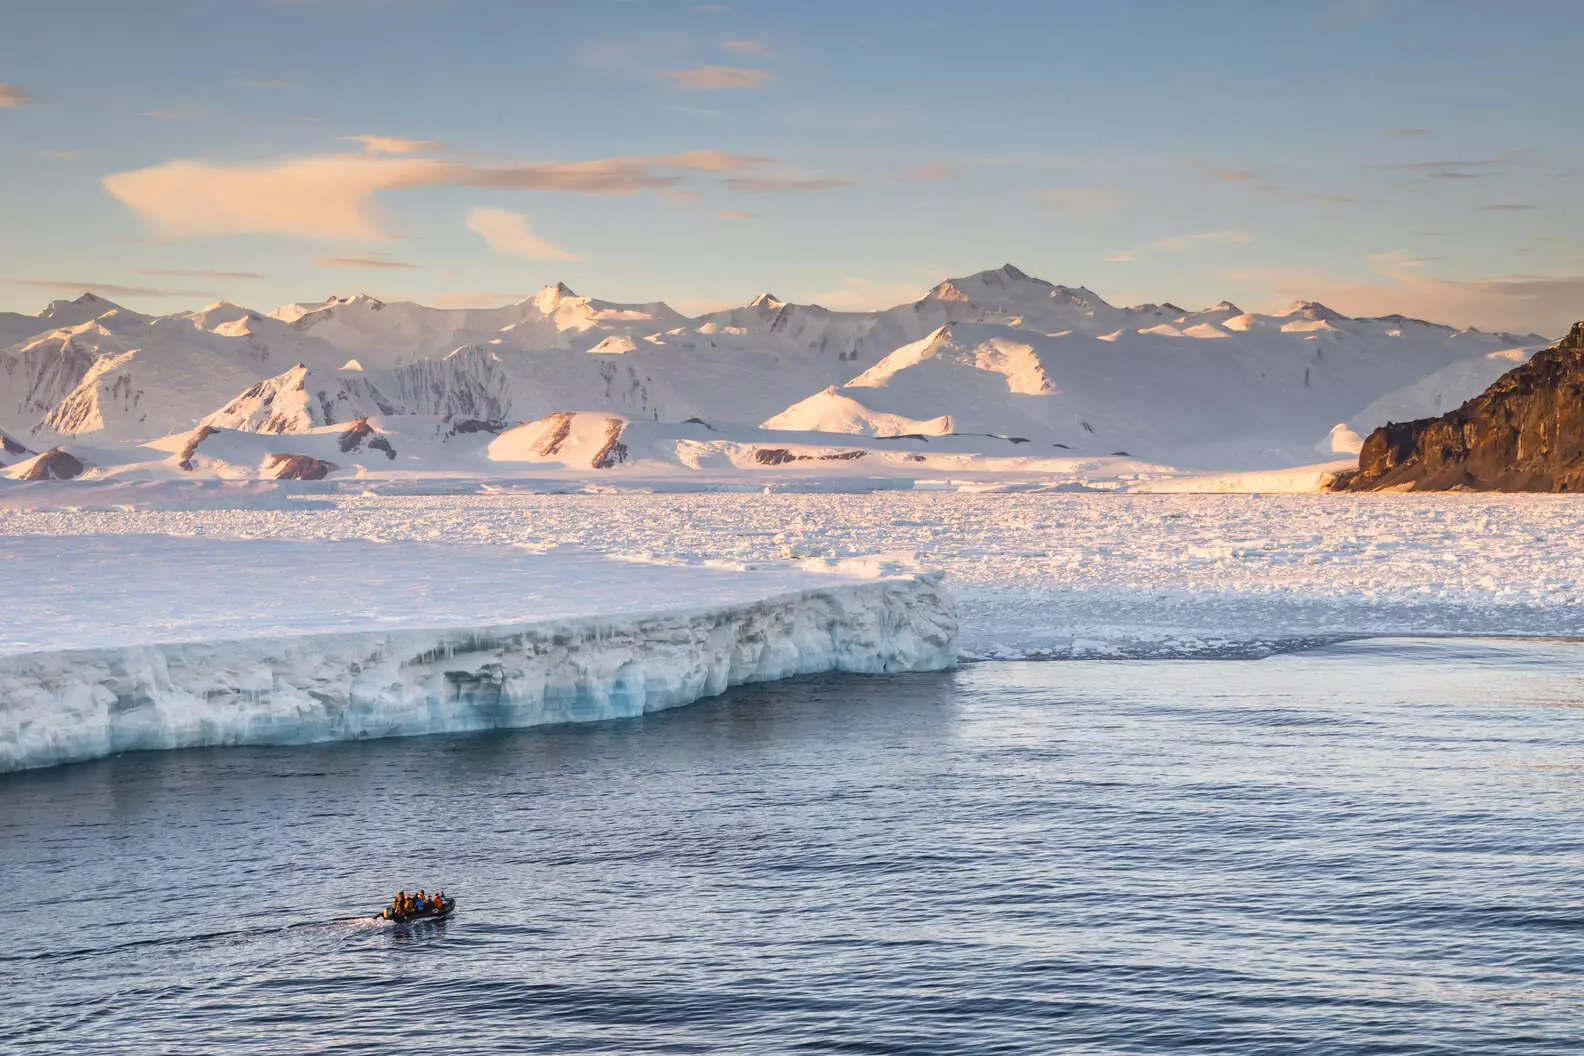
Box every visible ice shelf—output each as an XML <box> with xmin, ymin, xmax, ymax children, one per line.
<box><xmin>0</xmin><ymin>537</ymin><xmax>957</xmax><ymax>772</ymax></box>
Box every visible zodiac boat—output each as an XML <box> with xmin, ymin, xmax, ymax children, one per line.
<box><xmin>378</xmin><ymin>895</ymin><xmax>456</xmax><ymax>923</ymax></box>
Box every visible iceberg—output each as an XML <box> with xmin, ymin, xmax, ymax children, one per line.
<box><xmin>0</xmin><ymin>538</ymin><xmax>956</xmax><ymax>772</ymax></box>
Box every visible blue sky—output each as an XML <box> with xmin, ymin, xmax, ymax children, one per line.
<box><xmin>1</xmin><ymin>0</ymin><xmax>1580</xmax><ymax>333</ymax></box>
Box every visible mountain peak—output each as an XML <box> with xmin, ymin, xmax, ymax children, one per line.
<box><xmin>534</xmin><ymin>282</ymin><xmax>578</xmax><ymax>313</ymax></box>
<box><xmin>1285</xmin><ymin>300</ymin><xmax>1344</xmax><ymax>321</ymax></box>
<box><xmin>749</xmin><ymin>292</ymin><xmax>784</xmax><ymax>310</ymax></box>
<box><xmin>42</xmin><ymin>292</ymin><xmax>119</xmax><ymax>317</ymax></box>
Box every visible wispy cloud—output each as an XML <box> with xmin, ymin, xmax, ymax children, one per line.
<box><xmin>431</xmin><ymin>291</ymin><xmax>526</xmax><ymax>307</ymax></box>
<box><xmin>900</xmin><ymin>163</ymin><xmax>956</xmax><ymax>181</ymax></box>
<box><xmin>1153</xmin><ymin>231</ymin><xmax>1255</xmax><ymax>251</ymax></box>
<box><xmin>1291</xmin><ymin>192</ymin><xmax>1358</xmax><ymax>204</ymax></box>
<box><xmin>1036</xmin><ymin>185</ymin><xmax>1122</xmax><ymax>211</ymax></box>
<box><xmin>715</xmin><ymin>209</ymin><xmax>758</xmax><ymax>220</ymax></box>
<box><xmin>136</xmin><ymin>268</ymin><xmax>266</xmax><ymax>279</ymax></box>
<box><xmin>104</xmin><ymin>149</ymin><xmax>770</xmax><ymax>238</ymax></box>
<box><xmin>722</xmin><ymin>39</ymin><xmax>770</xmax><ymax>56</ymax></box>
<box><xmin>659</xmin><ymin>66</ymin><xmax>770</xmax><ymax>91</ymax></box>
<box><xmin>1246</xmin><ymin>256</ymin><xmax>1583</xmax><ymax>336</ymax></box>
<box><xmin>1104</xmin><ymin>251</ymin><xmax>1136</xmax><ymax>264</ymax></box>
<box><xmin>1210</xmin><ymin>168</ymin><xmax>1260</xmax><ymax>182</ymax></box>
<box><xmin>0</xmin><ymin>83</ymin><xmax>32</xmax><ymax>108</ymax></box>
<box><xmin>316</xmin><ymin>253</ymin><xmax>420</xmax><ymax>269</ymax></box>
<box><xmin>1480</xmin><ymin>203</ymin><xmax>1538</xmax><ymax>211</ymax></box>
<box><xmin>808</xmin><ymin>276</ymin><xmax>928</xmax><ymax>312</ymax></box>
<box><xmin>465</xmin><ymin>208</ymin><xmax>578</xmax><ymax>260</ymax></box>
<box><xmin>723</xmin><ymin>175</ymin><xmax>849</xmax><ymax>193</ymax></box>
<box><xmin>1374</xmin><ymin>157</ymin><xmax>1505</xmax><ymax>181</ymax></box>
<box><xmin>2</xmin><ymin>278</ymin><xmax>214</xmax><ymax>298</ymax></box>
<box><xmin>341</xmin><ymin>134</ymin><xmax>446</xmax><ymax>155</ymax></box>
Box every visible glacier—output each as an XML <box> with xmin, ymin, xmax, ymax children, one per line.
<box><xmin>0</xmin><ymin>538</ymin><xmax>957</xmax><ymax>773</ymax></box>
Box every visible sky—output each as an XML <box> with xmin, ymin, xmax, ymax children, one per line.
<box><xmin>1</xmin><ymin>0</ymin><xmax>1581</xmax><ymax>335</ymax></box>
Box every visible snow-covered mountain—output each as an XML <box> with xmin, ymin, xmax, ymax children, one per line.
<box><xmin>0</xmin><ymin>268</ymin><xmax>1550</xmax><ymax>472</ymax></box>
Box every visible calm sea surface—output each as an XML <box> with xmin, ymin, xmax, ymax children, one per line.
<box><xmin>5</xmin><ymin>639</ymin><xmax>1582</xmax><ymax>1054</ymax></box>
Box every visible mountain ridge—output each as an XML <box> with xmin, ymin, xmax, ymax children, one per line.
<box><xmin>0</xmin><ymin>266</ymin><xmax>1554</xmax><ymax>471</ymax></box>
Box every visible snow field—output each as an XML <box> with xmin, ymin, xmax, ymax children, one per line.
<box><xmin>4</xmin><ymin>491</ymin><xmax>1580</xmax><ymax>659</ymax></box>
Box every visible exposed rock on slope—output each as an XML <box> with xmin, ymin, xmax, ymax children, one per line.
<box><xmin>7</xmin><ymin>447</ymin><xmax>84</xmax><ymax>481</ymax></box>
<box><xmin>1334</xmin><ymin>322</ymin><xmax>1584</xmax><ymax>491</ymax></box>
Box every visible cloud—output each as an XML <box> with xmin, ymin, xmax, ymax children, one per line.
<box><xmin>1035</xmin><ymin>185</ymin><xmax>1122</xmax><ymax>211</ymax></box>
<box><xmin>316</xmin><ymin>253</ymin><xmax>420</xmax><ymax>269</ymax></box>
<box><xmin>900</xmin><ymin>163</ymin><xmax>956</xmax><ymax>181</ymax></box>
<box><xmin>1104</xmin><ymin>251</ymin><xmax>1135</xmax><ymax>264</ymax></box>
<box><xmin>105</xmin><ymin>155</ymin><xmax>455</xmax><ymax>239</ymax></box>
<box><xmin>1291</xmin><ymin>192</ymin><xmax>1358</xmax><ymax>204</ymax></box>
<box><xmin>104</xmin><ymin>149</ymin><xmax>770</xmax><ymax>238</ymax></box>
<box><xmin>139</xmin><ymin>111</ymin><xmax>197</xmax><ymax>120</ymax></box>
<box><xmin>1373</xmin><ymin>158</ymin><xmax>1503</xmax><ymax>181</ymax></box>
<box><xmin>660</xmin><ymin>66</ymin><xmax>770</xmax><ymax>91</ymax></box>
<box><xmin>1238</xmin><ymin>256</ymin><xmax>1584</xmax><ymax>336</ymax></box>
<box><xmin>0</xmin><ymin>83</ymin><xmax>32</xmax><ymax>108</ymax></box>
<box><xmin>431</xmin><ymin>291</ymin><xmax>526</xmax><ymax>307</ymax></box>
<box><xmin>1481</xmin><ymin>203</ymin><xmax>1538</xmax><ymax>211</ymax></box>
<box><xmin>136</xmin><ymin>268</ymin><xmax>266</xmax><ymax>279</ymax></box>
<box><xmin>807</xmin><ymin>277</ymin><xmax>927</xmax><ymax>312</ymax></box>
<box><xmin>654</xmin><ymin>149</ymin><xmax>766</xmax><ymax>172</ymax></box>
<box><xmin>1210</xmin><ymin>168</ymin><xmax>1259</xmax><ymax>182</ymax></box>
<box><xmin>723</xmin><ymin>175</ymin><xmax>850</xmax><ymax>193</ymax></box>
<box><xmin>465</xmin><ymin>208</ymin><xmax>578</xmax><ymax>260</ymax></box>
<box><xmin>722</xmin><ymin>39</ymin><xmax>770</xmax><ymax>56</ymax></box>
<box><xmin>2</xmin><ymin>279</ymin><xmax>213</xmax><ymax>298</ymax></box>
<box><xmin>1153</xmin><ymin>231</ymin><xmax>1255</xmax><ymax>250</ymax></box>
<box><xmin>341</xmin><ymin>134</ymin><xmax>446</xmax><ymax>155</ymax></box>
<box><xmin>715</xmin><ymin>209</ymin><xmax>758</xmax><ymax>220</ymax></box>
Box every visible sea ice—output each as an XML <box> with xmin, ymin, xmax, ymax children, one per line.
<box><xmin>0</xmin><ymin>538</ymin><xmax>956</xmax><ymax>772</ymax></box>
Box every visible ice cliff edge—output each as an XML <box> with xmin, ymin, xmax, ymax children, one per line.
<box><xmin>0</xmin><ymin>566</ymin><xmax>957</xmax><ymax>773</ymax></box>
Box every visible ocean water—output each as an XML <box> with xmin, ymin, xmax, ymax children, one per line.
<box><xmin>5</xmin><ymin>638</ymin><xmax>1582</xmax><ymax>1054</ymax></box>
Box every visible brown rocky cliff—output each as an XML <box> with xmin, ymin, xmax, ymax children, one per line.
<box><xmin>1333</xmin><ymin>321</ymin><xmax>1584</xmax><ymax>492</ymax></box>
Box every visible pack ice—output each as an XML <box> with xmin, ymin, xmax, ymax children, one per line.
<box><xmin>0</xmin><ymin>537</ymin><xmax>957</xmax><ymax>772</ymax></box>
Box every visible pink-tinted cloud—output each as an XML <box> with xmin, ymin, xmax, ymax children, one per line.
<box><xmin>0</xmin><ymin>83</ymin><xmax>31</xmax><ymax>108</ymax></box>
<box><xmin>901</xmin><ymin>163</ymin><xmax>957</xmax><ymax>181</ymax></box>
<box><xmin>722</xmin><ymin>39</ymin><xmax>770</xmax><ymax>55</ymax></box>
<box><xmin>808</xmin><ymin>277</ymin><xmax>928</xmax><ymax>312</ymax></box>
<box><xmin>724</xmin><ymin>175</ymin><xmax>850</xmax><ymax>193</ymax></box>
<box><xmin>660</xmin><ymin>66</ymin><xmax>770</xmax><ymax>91</ymax></box>
<box><xmin>465</xmin><ymin>208</ymin><xmax>578</xmax><ymax>261</ymax></box>
<box><xmin>3</xmin><ymin>278</ymin><xmax>214</xmax><ymax>298</ymax></box>
<box><xmin>104</xmin><ymin>149</ymin><xmax>770</xmax><ymax>238</ymax></box>
<box><xmin>341</xmin><ymin>134</ymin><xmax>447</xmax><ymax>155</ymax></box>
<box><xmin>1238</xmin><ymin>256</ymin><xmax>1584</xmax><ymax>337</ymax></box>
<box><xmin>136</xmin><ymin>269</ymin><xmax>266</xmax><ymax>279</ymax></box>
<box><xmin>431</xmin><ymin>291</ymin><xmax>527</xmax><ymax>307</ymax></box>
<box><xmin>316</xmin><ymin>253</ymin><xmax>420</xmax><ymax>269</ymax></box>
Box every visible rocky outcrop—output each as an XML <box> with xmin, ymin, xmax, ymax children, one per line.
<box><xmin>1333</xmin><ymin>322</ymin><xmax>1584</xmax><ymax>491</ymax></box>
<box><xmin>13</xmin><ymin>447</ymin><xmax>85</xmax><ymax>481</ymax></box>
<box><xmin>262</xmin><ymin>453</ymin><xmax>335</xmax><ymax>481</ymax></box>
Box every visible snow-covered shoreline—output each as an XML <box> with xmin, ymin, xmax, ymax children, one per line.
<box><xmin>0</xmin><ymin>539</ymin><xmax>956</xmax><ymax>773</ymax></box>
